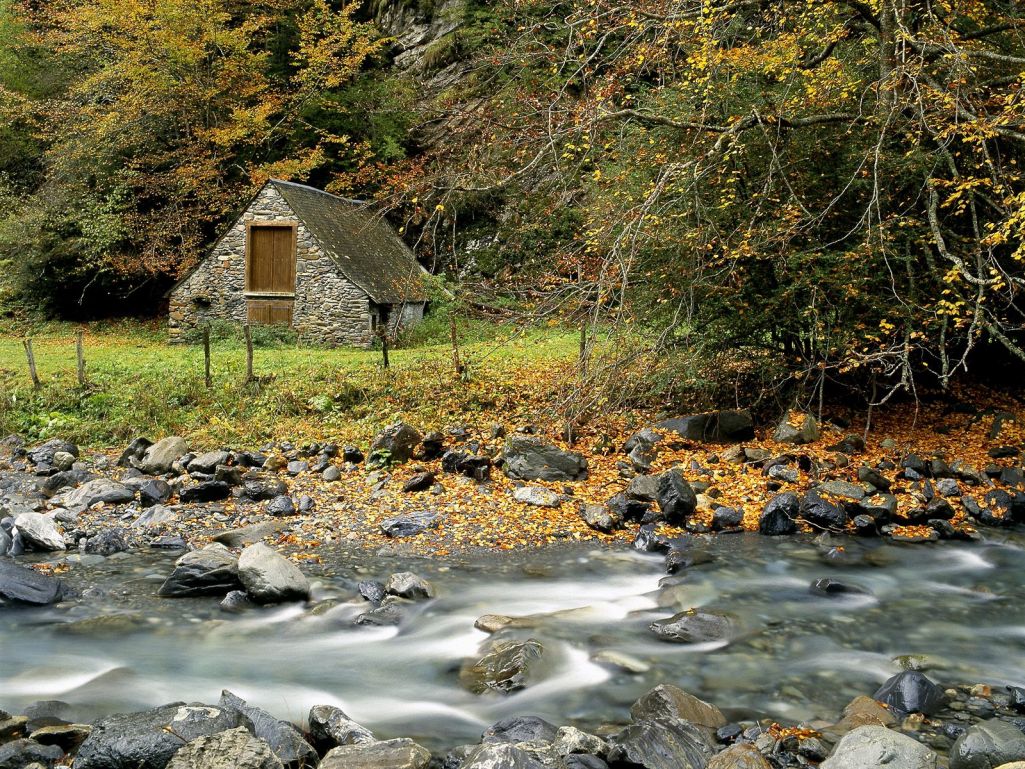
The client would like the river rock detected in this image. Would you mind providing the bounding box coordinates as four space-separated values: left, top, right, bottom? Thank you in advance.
656 469 697 522
166 727 282 769
137 436 189 475
134 504 179 528
800 490 847 531
951 720 1025 769
179 481 230 503
186 451 230 475
13 513 65 551
266 495 296 516
61 478 134 508
554 727 608 757
0 738 63 769
707 744 772 769
73 703 244 769
625 412 754 448
211 519 290 547
30 722 92 752
460 639 543 694
84 528 131 556
608 718 715 769
0 560 63 605
218 690 316 767
759 493 799 535
483 716 559 744
27 438 78 468
320 738 431 769
236 543 309 604
873 671 945 716
820 725 937 769
308 705 375 752
370 423 423 465
513 486 561 507
385 572 434 600
137 480 172 508
380 512 438 538
630 684 726 728
461 743 551 769
502 436 587 481
580 503 621 533
650 610 733 644
158 545 241 597
773 414 820 444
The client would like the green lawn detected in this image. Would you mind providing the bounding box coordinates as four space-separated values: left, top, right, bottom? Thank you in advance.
0 320 580 450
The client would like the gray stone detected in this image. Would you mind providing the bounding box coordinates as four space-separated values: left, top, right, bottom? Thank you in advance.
380 512 438 538
502 436 587 481
212 520 291 547
323 465 342 482
513 486 561 507
773 414 820 444
460 743 550 769
137 436 189 475
187 451 230 475
625 411 754 448
820 725 937 769
370 423 423 465
385 572 434 600
707 744 772 769
266 495 296 516
138 480 172 508
320 739 431 769
134 505 180 528
630 684 726 728
52 451 76 471
0 738 63 769
166 727 282 769
14 513 65 551
483 716 558 744
0 559 64 605
872 671 945 716
580 503 621 533
554 727 608 758
62 478 135 508
158 546 241 597
655 469 697 522
460 639 543 694
237 543 309 604
608 718 715 769
84 528 131 556
819 480 866 500
649 610 733 644
308 705 375 753
218 690 316 767
768 464 799 483
951 720 1025 769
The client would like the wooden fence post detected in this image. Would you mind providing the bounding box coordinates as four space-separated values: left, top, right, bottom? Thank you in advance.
203 328 212 388
244 324 254 385
23 338 40 390
76 330 87 386
380 329 390 369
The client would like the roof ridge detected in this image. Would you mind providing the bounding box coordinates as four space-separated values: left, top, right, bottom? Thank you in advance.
269 178 367 207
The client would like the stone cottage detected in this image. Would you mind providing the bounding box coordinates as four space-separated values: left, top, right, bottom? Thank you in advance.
168 179 427 346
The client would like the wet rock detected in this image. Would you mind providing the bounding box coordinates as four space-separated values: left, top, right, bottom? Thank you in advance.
320 739 431 769
707 744 772 769
266 495 296 516
580 503 621 533
773 414 820 445
608 493 652 523
0 560 64 605
800 490 847 531
179 481 231 504
633 525 671 554
950 720 1025 769
309 705 375 752
166 727 282 769
0 716 27 741
820 725 937 769
858 466 892 491
759 493 799 536
219 590 254 613
630 684 726 728
355 596 410 626
41 469 95 498
819 480 865 501
218 690 316 767
237 543 309 604
513 486 561 508
460 743 550 769
873 671 945 716
649 610 733 644
358 580 386 604
712 506 743 530
187 451 230 475
62 478 134 508
134 505 180 529
73 703 244 769
242 478 289 502
84 528 131 556
158 545 241 597
608 718 715 769
214 465 244 486
29 722 91 752
402 472 436 493
138 480 172 508
656 469 697 522
502 436 587 482
810 578 871 597
483 716 559 744
13 513 65 551
380 512 439 538
0 738 63 769
591 650 650 674
767 464 799 484
369 423 423 466
385 572 434 600
554 727 608 757
137 436 189 475
459 639 544 694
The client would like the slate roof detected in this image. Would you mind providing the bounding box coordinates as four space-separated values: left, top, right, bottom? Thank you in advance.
269 179 427 304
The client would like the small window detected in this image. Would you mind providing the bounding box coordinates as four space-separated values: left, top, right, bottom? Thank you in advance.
370 312 378 331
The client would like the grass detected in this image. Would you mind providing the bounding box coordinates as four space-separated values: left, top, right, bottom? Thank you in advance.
0 318 584 450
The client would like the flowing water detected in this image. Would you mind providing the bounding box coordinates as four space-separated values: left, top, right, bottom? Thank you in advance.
3 532 1025 748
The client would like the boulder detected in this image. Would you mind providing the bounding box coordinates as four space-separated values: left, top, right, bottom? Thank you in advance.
134 504 180 529
186 451 230 475
27 438 78 468
73 703 244 769
308 705 375 753
502 436 587 482
554 726 608 758
773 414 820 445
580 503 621 533
138 480 172 508
649 610 733 644
707 744 772 769
401 472 435 493
483 716 559 744
29 722 92 752
369 423 423 465
460 639 544 694
13 513 65 551
820 725 937 769
380 513 438 538
630 684 726 728
513 486 561 508
951 720 1025 769
84 528 131 556
872 671 945 716
0 738 63 769
800 490 847 531
158 546 241 597
320 739 431 769
179 481 231 504
608 718 715 769
137 436 189 475
0 560 63 605
218 690 316 767
236 543 309 604
266 495 296 516
242 478 289 502
625 411 754 448
461 742 551 769
166 727 282 769
385 572 434 600
63 478 135 508
117 437 152 467
759 493 799 536
656 469 697 522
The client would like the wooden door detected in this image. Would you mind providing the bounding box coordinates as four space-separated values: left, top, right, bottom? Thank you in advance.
247 299 294 325
246 223 296 325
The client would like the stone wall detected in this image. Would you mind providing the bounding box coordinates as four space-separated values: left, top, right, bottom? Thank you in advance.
168 185 376 347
